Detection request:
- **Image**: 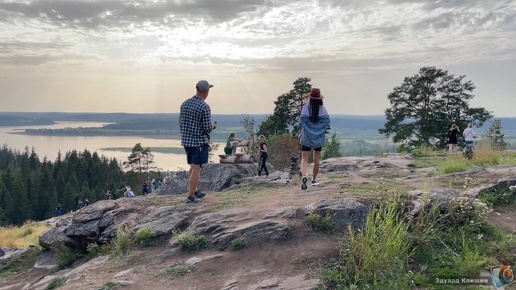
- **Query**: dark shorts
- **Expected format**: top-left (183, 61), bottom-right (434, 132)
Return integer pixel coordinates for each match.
top-left (302, 145), bottom-right (322, 152)
top-left (184, 145), bottom-right (209, 165)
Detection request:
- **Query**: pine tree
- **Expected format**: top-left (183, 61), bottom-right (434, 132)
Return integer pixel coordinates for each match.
top-left (322, 133), bottom-right (343, 160)
top-left (485, 119), bottom-right (507, 151)
top-left (11, 171), bottom-right (31, 225)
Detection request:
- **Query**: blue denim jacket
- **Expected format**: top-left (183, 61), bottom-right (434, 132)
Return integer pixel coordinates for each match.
top-left (299, 115), bottom-right (331, 148)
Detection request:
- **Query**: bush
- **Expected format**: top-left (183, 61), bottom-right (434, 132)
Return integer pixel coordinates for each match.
top-left (412, 146), bottom-right (435, 158)
top-left (46, 276), bottom-right (67, 290)
top-left (166, 263), bottom-right (191, 278)
top-left (305, 213), bottom-right (335, 234)
top-left (55, 245), bottom-right (84, 270)
top-left (231, 237), bottom-right (248, 250)
top-left (323, 196), bottom-right (413, 289)
top-left (110, 226), bottom-right (132, 257)
top-left (267, 133), bottom-right (300, 170)
top-left (135, 226), bottom-right (156, 247)
top-left (174, 231), bottom-right (209, 252)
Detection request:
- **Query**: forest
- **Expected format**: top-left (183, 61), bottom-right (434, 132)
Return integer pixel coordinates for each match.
top-left (0, 145), bottom-right (132, 226)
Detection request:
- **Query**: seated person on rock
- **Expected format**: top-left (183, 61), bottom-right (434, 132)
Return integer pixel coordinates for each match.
top-left (223, 133), bottom-right (253, 156)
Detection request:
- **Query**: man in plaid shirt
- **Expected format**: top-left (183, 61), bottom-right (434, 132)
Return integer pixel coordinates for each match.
top-left (180, 80), bottom-right (217, 203)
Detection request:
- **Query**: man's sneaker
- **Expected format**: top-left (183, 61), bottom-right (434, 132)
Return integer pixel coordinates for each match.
top-left (186, 196), bottom-right (200, 203)
top-left (311, 180), bottom-right (319, 186)
top-left (301, 176), bottom-right (308, 190)
top-left (194, 191), bottom-right (206, 199)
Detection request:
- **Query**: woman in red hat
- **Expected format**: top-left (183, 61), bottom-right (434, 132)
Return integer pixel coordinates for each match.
top-left (298, 88), bottom-right (331, 190)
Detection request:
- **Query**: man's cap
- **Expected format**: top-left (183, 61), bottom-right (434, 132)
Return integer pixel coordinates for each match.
top-left (196, 80), bottom-right (214, 92)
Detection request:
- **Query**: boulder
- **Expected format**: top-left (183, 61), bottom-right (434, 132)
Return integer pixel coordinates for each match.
top-left (131, 206), bottom-right (190, 237)
top-left (305, 198), bottom-right (369, 231)
top-left (39, 226), bottom-right (78, 250)
top-left (64, 200), bottom-right (119, 248)
top-left (199, 164), bottom-right (242, 192)
top-left (190, 210), bottom-right (291, 250)
top-left (156, 178), bottom-right (189, 195)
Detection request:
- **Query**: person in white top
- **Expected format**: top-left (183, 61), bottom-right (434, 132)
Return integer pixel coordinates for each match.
top-left (463, 123), bottom-right (476, 151)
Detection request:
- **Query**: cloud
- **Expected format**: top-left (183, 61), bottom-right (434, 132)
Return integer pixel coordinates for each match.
top-left (0, 0), bottom-right (514, 72)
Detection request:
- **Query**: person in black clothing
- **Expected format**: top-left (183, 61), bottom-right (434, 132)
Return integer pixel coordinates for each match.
top-left (84, 198), bottom-right (90, 206)
top-left (142, 182), bottom-right (149, 196)
top-left (257, 135), bottom-right (269, 177)
top-left (448, 124), bottom-right (460, 156)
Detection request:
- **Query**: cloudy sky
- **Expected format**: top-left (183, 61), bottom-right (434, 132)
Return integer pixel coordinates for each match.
top-left (0, 0), bottom-right (515, 116)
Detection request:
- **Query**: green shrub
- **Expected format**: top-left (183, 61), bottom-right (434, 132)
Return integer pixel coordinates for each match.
top-left (166, 263), bottom-right (191, 278)
top-left (55, 245), bottom-right (84, 270)
top-left (412, 146), bottom-right (435, 158)
top-left (174, 231), bottom-right (209, 252)
top-left (46, 276), bottom-right (67, 290)
top-left (323, 196), bottom-right (413, 289)
top-left (110, 226), bottom-right (132, 257)
top-left (231, 237), bottom-right (248, 250)
top-left (135, 226), bottom-right (156, 247)
top-left (305, 212), bottom-right (335, 234)
top-left (478, 188), bottom-right (516, 206)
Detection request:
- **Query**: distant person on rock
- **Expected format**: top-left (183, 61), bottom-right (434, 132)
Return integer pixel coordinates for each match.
top-left (173, 172), bottom-right (178, 179)
top-left (463, 123), bottom-right (477, 153)
top-left (299, 88), bottom-right (331, 190)
top-left (77, 200), bottom-right (84, 209)
top-left (151, 178), bottom-right (156, 192)
top-left (257, 135), bottom-right (269, 177)
top-left (447, 124), bottom-right (460, 156)
top-left (56, 203), bottom-right (62, 216)
top-left (179, 80), bottom-right (216, 203)
top-left (84, 198), bottom-right (90, 206)
top-left (165, 170), bottom-right (171, 184)
top-left (142, 182), bottom-right (149, 196)
top-left (106, 190), bottom-right (112, 200)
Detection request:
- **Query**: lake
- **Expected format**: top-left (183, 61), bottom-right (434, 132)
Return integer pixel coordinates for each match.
top-left (0, 121), bottom-right (226, 171)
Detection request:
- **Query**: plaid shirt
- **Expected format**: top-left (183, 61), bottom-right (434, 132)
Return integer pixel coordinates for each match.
top-left (179, 95), bottom-right (212, 147)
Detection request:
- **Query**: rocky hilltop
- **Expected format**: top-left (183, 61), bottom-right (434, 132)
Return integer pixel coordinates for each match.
top-left (1, 155), bottom-right (516, 290)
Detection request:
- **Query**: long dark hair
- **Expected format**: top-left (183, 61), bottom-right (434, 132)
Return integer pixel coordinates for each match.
top-left (308, 99), bottom-right (323, 123)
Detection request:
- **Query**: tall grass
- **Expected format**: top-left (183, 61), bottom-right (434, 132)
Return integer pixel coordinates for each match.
top-left (439, 143), bottom-right (516, 173)
top-left (324, 195), bottom-right (413, 289)
top-left (0, 221), bottom-right (48, 248)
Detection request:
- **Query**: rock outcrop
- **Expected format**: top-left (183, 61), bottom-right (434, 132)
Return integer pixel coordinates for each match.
top-left (156, 163), bottom-right (276, 195)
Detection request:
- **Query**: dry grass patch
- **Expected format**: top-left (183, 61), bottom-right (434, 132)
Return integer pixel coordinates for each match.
top-left (0, 221), bottom-right (48, 248)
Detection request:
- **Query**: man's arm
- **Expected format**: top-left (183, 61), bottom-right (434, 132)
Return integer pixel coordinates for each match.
top-left (201, 106), bottom-right (213, 135)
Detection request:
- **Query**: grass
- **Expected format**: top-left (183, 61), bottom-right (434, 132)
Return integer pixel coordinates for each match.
top-left (437, 143), bottom-right (516, 174)
top-left (305, 213), bottom-right (335, 234)
top-left (321, 193), bottom-right (501, 290)
top-left (55, 245), bottom-right (85, 270)
top-left (0, 221), bottom-right (49, 248)
top-left (173, 231), bottom-right (209, 252)
top-left (45, 276), bottom-right (67, 290)
top-left (231, 237), bottom-right (248, 250)
top-left (135, 226), bottom-right (157, 247)
top-left (323, 195), bottom-right (413, 289)
top-left (110, 226), bottom-right (132, 257)
top-left (166, 263), bottom-right (191, 278)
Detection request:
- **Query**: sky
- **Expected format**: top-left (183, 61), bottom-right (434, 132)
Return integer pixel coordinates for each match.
top-left (0, 0), bottom-right (515, 117)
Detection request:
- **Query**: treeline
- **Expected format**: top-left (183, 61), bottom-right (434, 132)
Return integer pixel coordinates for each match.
top-left (0, 145), bottom-right (126, 226)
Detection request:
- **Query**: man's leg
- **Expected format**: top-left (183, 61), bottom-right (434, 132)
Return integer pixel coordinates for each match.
top-left (189, 164), bottom-right (201, 198)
